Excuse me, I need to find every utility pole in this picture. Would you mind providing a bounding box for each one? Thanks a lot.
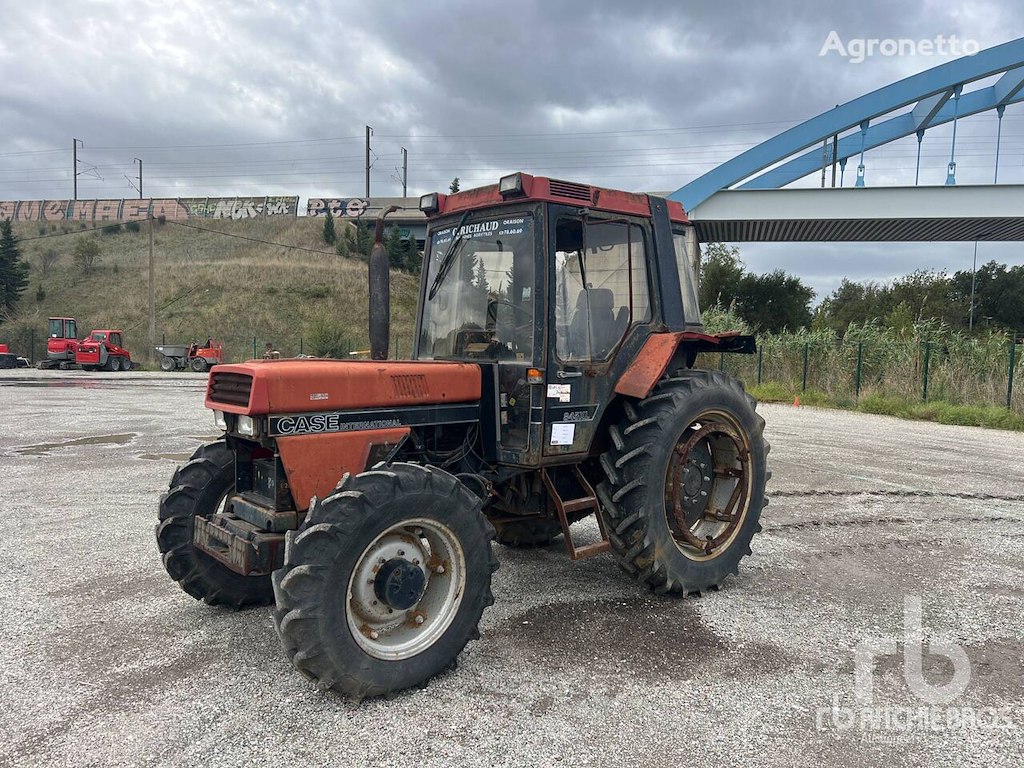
[401,147,408,197]
[149,215,156,360]
[72,138,83,200]
[134,158,143,198]
[365,125,373,198]
[969,240,979,331]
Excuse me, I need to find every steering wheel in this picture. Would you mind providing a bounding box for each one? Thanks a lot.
[487,298,533,335]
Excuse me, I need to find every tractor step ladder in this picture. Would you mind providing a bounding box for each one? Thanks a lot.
[541,466,610,561]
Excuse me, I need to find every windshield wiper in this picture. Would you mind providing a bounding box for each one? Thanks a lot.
[427,210,472,300]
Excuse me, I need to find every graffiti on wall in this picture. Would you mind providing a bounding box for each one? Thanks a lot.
[0,196,299,222]
[307,198,372,218]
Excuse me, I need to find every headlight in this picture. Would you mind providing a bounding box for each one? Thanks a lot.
[213,410,227,430]
[419,193,439,214]
[237,415,258,436]
[499,172,524,197]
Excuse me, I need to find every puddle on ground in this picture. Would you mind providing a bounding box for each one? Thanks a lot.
[0,375,205,390]
[17,433,136,456]
[138,452,191,462]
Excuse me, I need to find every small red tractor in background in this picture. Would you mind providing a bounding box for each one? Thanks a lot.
[39,316,79,369]
[157,173,769,700]
[76,329,133,371]
[155,340,224,372]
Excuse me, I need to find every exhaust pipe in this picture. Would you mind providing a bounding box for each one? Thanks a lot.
[369,205,400,360]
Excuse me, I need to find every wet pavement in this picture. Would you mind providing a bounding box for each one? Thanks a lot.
[0,368,1022,767]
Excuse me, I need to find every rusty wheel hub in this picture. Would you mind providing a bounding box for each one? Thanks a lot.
[665,416,750,560]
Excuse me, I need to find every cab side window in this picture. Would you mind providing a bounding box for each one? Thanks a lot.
[110,333,122,347]
[554,218,650,362]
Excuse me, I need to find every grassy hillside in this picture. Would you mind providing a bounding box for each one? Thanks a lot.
[2,218,421,364]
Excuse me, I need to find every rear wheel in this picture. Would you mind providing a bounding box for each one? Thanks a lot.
[156,441,274,607]
[597,370,769,595]
[104,354,117,372]
[273,463,497,699]
[159,356,176,372]
[190,357,208,372]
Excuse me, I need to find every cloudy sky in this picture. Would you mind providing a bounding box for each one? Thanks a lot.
[1,0,1022,298]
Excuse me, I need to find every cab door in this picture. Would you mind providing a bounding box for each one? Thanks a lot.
[543,206,654,457]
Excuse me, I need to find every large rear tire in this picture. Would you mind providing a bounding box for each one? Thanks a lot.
[273,463,498,699]
[159,356,176,372]
[597,370,769,595]
[156,441,274,608]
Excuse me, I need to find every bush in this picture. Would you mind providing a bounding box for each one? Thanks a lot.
[304,309,354,358]
[73,236,101,273]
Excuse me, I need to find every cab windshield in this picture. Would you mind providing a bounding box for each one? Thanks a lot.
[417,213,535,361]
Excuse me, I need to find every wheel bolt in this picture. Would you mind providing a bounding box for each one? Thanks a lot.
[700,490,708,497]
[415,615,425,625]
[397,550,405,556]
[369,630,379,640]
[435,565,445,574]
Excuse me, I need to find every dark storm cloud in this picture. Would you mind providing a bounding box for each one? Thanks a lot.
[1,0,1022,295]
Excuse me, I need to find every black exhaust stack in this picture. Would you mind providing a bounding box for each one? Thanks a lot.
[368,205,400,360]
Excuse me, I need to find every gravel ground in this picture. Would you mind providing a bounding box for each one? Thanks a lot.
[0,369,1021,768]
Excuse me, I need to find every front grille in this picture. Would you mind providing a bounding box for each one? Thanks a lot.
[548,178,593,203]
[391,374,429,399]
[210,372,253,407]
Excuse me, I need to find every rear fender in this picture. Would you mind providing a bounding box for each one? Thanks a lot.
[615,331,756,399]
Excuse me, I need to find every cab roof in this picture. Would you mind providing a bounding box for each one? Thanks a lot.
[429,173,689,224]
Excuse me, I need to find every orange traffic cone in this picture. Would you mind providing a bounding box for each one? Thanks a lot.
[793,395,801,407]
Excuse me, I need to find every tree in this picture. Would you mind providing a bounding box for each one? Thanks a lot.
[699,243,744,310]
[322,207,336,245]
[73,236,101,274]
[39,248,60,276]
[734,270,814,332]
[449,177,460,193]
[384,224,403,265]
[0,220,30,316]
[951,261,1024,332]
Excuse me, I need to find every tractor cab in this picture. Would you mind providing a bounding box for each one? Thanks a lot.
[413,172,706,465]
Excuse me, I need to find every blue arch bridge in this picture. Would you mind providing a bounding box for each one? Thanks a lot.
[666,36,1024,243]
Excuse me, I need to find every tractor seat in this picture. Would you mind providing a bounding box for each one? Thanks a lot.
[568,288,617,359]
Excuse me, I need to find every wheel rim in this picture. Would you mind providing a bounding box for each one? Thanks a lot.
[664,409,752,561]
[346,517,465,660]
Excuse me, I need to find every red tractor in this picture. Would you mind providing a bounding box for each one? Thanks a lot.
[40,316,80,369]
[157,173,768,699]
[76,329,133,371]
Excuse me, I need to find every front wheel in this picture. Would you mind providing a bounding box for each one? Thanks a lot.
[159,356,176,372]
[155,441,274,607]
[597,370,769,595]
[273,463,498,699]
[190,357,208,373]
